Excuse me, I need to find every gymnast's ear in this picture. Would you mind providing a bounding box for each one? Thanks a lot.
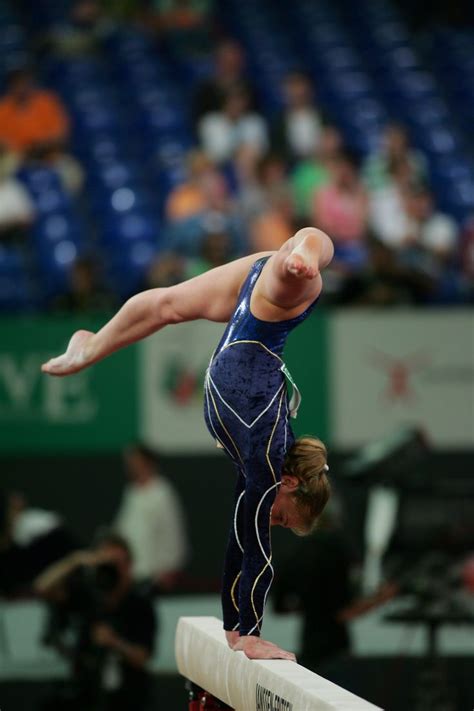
[280,474,299,492]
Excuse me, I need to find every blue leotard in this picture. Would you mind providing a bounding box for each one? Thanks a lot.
[204,256,319,636]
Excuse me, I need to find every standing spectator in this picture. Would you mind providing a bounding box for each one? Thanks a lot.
[193,39,254,123]
[271,71,325,162]
[0,68,70,155]
[362,123,426,191]
[198,85,268,163]
[313,151,369,268]
[0,489,79,596]
[273,506,354,673]
[114,444,188,590]
[35,532,156,711]
[291,126,343,221]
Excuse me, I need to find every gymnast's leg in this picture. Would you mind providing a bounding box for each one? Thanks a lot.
[252,227,334,320]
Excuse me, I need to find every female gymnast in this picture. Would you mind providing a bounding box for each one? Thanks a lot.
[42,227,334,662]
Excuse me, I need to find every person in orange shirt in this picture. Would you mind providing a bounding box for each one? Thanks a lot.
[0,68,70,155]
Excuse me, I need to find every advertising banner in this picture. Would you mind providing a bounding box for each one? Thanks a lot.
[0,317,138,452]
[330,311,474,449]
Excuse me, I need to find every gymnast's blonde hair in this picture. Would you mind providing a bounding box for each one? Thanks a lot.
[283,436,330,535]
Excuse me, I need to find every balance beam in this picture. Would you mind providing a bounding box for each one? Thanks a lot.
[175,617,383,711]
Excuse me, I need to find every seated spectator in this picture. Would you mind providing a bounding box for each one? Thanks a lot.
[313,151,369,266]
[151,0,213,56]
[165,150,221,223]
[368,156,415,249]
[35,531,156,711]
[291,126,343,221]
[198,84,268,163]
[26,142,85,197]
[402,184,459,257]
[0,68,70,156]
[271,71,325,162]
[144,251,187,289]
[241,152,295,252]
[363,123,427,191]
[51,256,117,313]
[235,151,291,221]
[193,38,254,123]
[186,229,235,277]
[114,443,188,591]
[0,143,35,245]
[399,184,466,304]
[166,151,244,256]
[0,489,79,596]
[39,0,112,59]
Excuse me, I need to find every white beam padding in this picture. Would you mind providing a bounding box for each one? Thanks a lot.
[175,617,384,711]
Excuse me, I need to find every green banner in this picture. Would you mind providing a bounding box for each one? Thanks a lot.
[283,310,329,444]
[0,316,138,453]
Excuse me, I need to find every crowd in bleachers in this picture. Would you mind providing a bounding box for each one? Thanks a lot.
[0,0,473,311]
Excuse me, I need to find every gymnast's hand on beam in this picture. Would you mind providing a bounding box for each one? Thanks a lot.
[231,635,296,662]
[225,631,240,649]
[42,330,95,376]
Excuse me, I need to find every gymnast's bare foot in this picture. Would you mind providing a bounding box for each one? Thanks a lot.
[284,229,323,280]
[42,329,95,376]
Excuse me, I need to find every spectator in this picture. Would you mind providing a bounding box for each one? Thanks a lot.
[402,184,459,257]
[193,38,254,122]
[399,184,465,303]
[35,532,156,711]
[235,151,291,221]
[363,123,427,192]
[186,229,234,277]
[165,150,220,223]
[51,256,117,313]
[246,153,295,252]
[114,444,188,590]
[0,68,70,155]
[313,151,369,267]
[198,84,268,163]
[0,490,79,596]
[271,71,325,162]
[273,505,354,673]
[26,143,85,197]
[368,156,415,249]
[166,150,244,256]
[144,251,187,289]
[39,0,113,59]
[0,143,35,245]
[291,126,343,221]
[151,0,213,56]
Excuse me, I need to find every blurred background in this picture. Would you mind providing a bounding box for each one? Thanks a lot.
[0,0,473,709]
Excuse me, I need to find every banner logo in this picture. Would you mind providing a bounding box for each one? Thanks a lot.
[256,683,293,711]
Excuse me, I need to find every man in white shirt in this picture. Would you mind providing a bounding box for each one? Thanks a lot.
[114,444,188,589]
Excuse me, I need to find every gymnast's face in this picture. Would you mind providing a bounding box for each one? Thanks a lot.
[271,476,302,530]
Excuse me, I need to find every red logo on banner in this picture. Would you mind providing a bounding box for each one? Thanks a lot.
[369,349,431,402]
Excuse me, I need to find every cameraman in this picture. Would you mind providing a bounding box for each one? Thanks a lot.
[34,531,157,711]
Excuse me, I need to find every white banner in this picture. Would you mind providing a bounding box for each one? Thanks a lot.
[331,311,474,448]
[140,321,225,453]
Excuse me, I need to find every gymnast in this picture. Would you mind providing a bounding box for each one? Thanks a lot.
[42,227,334,662]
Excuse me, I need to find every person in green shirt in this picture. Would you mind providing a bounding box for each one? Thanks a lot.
[291,126,343,220]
